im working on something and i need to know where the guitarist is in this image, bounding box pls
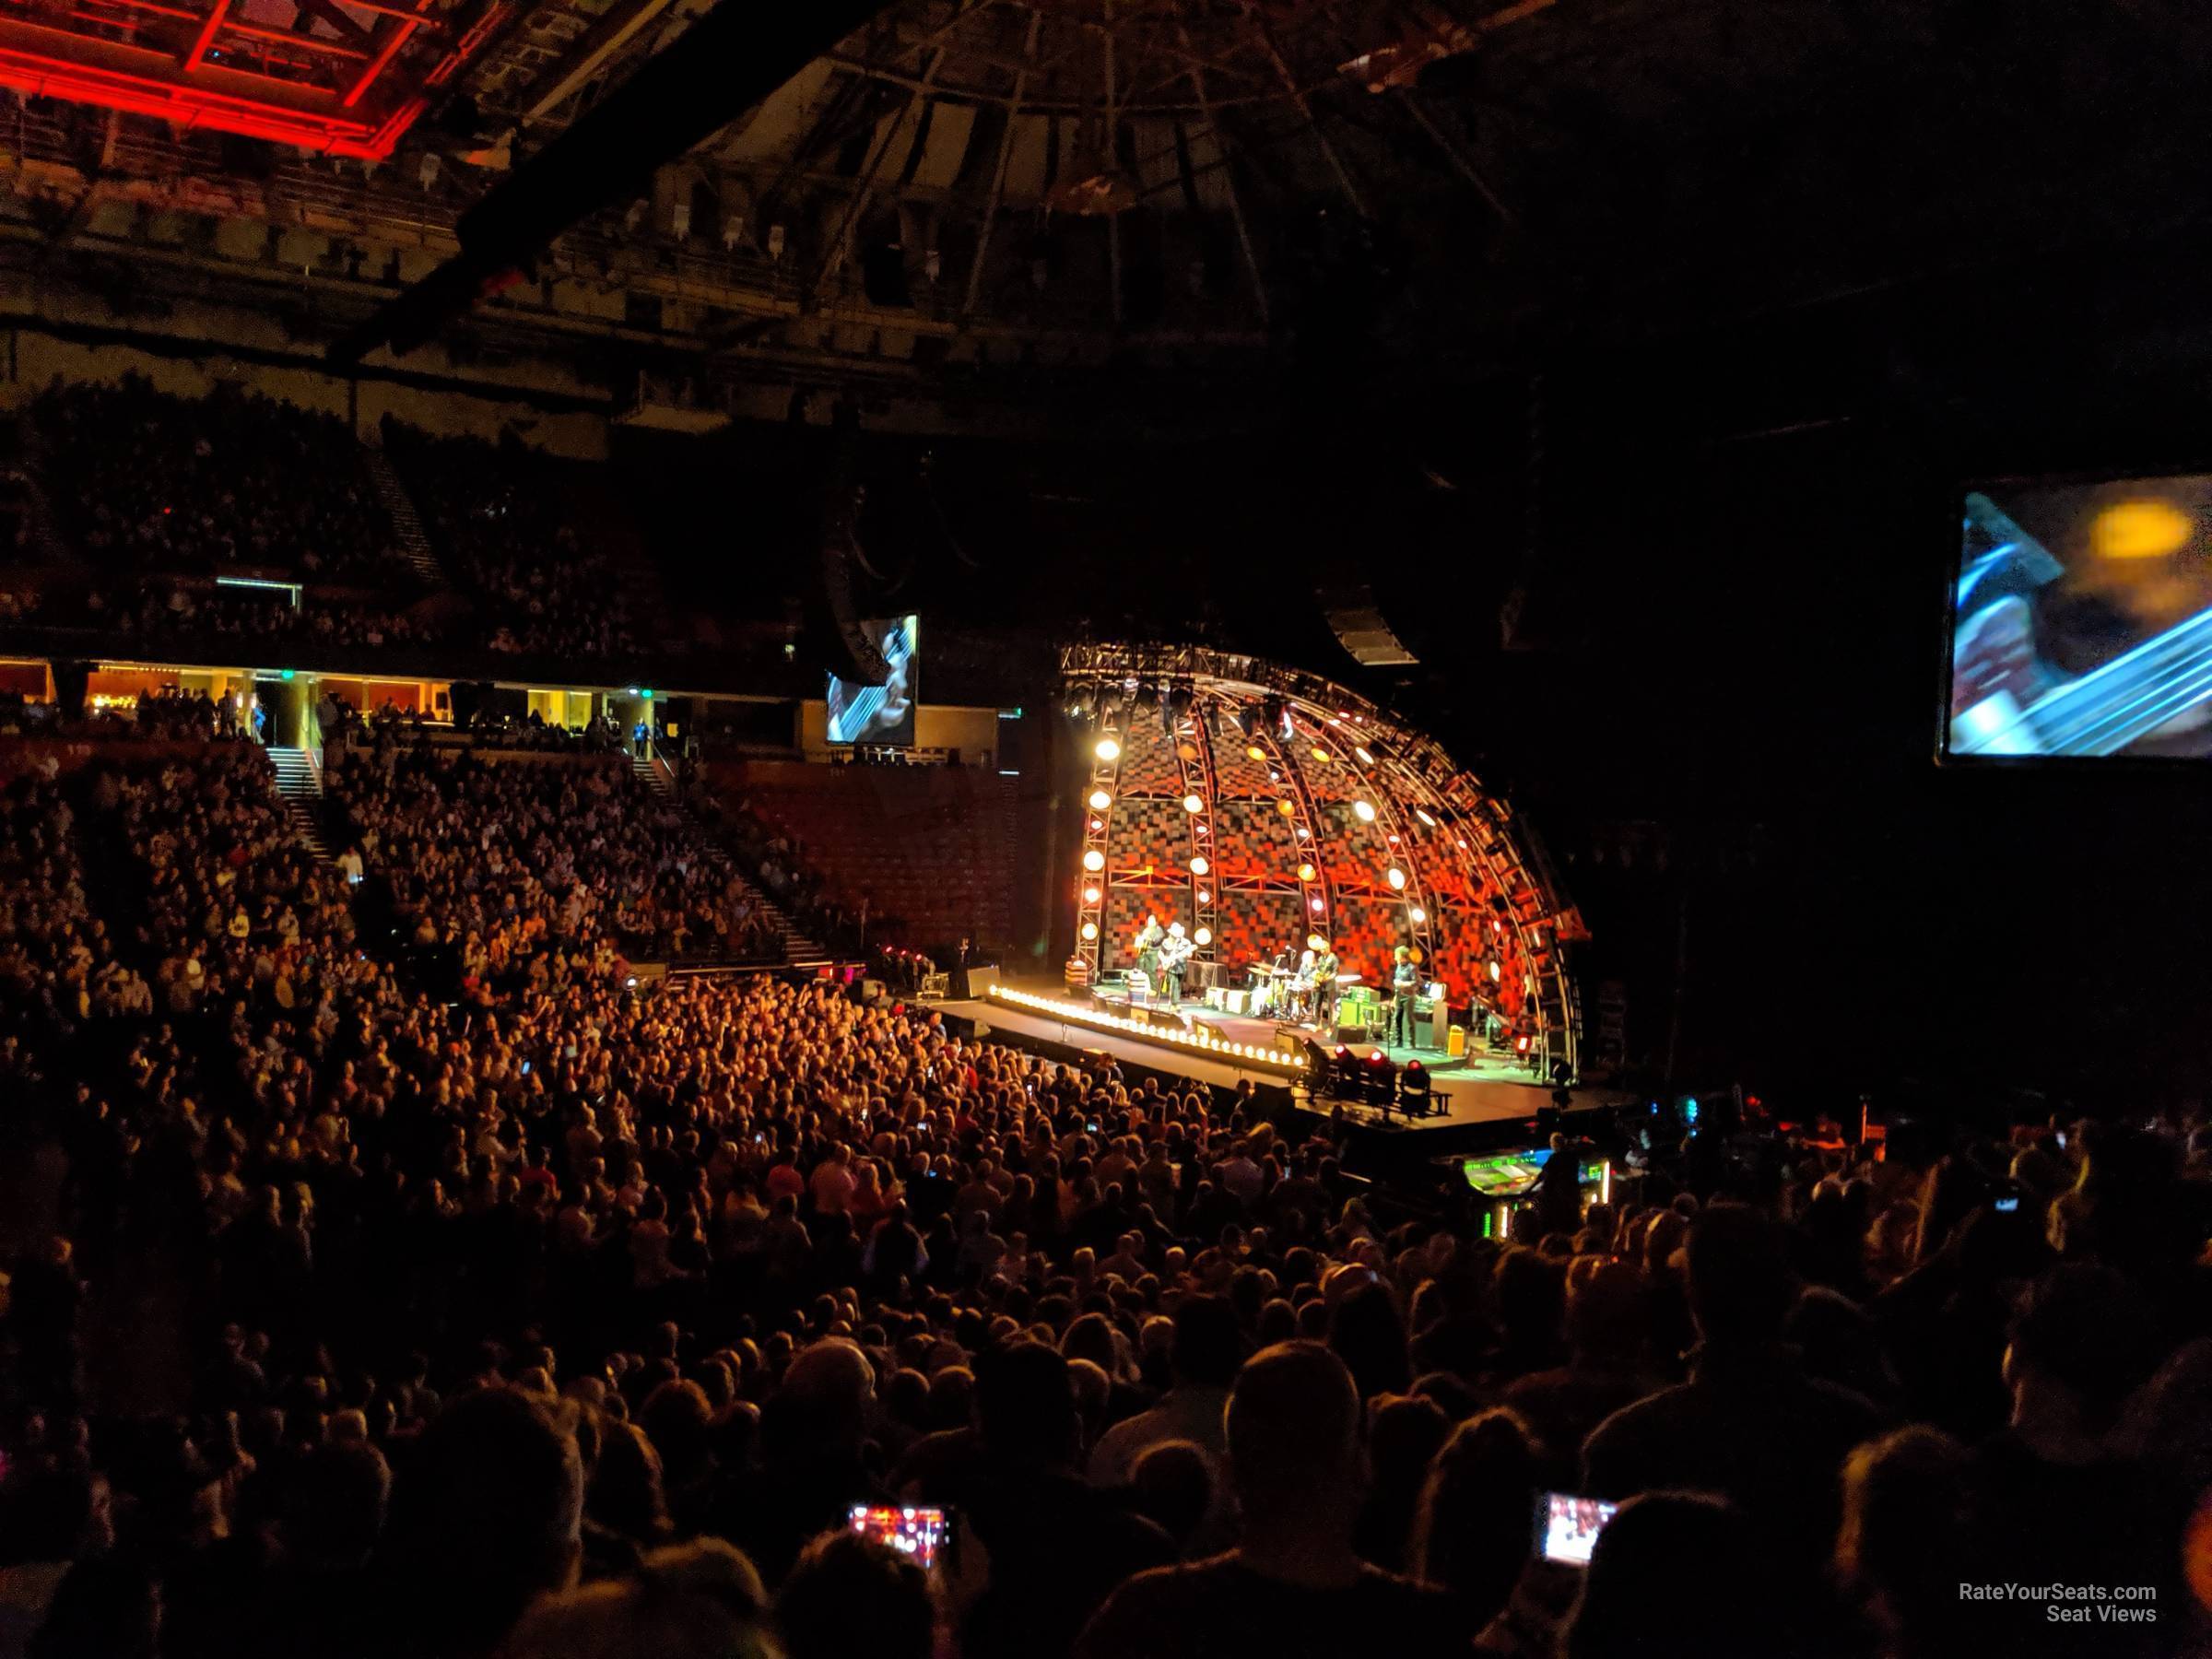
[1312,940,1341,1029]
[1134,914,1165,997]
[1158,923,1194,1006]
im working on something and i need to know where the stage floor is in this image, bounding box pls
[935,984,1630,1135]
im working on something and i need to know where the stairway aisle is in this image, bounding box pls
[359,441,448,589]
[631,755,833,967]
[267,747,332,861]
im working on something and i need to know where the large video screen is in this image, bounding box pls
[826,616,919,746]
[1947,479,2212,759]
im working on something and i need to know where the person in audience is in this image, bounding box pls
[1581,1204,1882,1575]
[1073,1343,1469,1659]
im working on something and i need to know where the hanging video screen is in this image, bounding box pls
[826,616,920,746]
[1947,479,2212,759]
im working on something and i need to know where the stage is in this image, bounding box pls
[935,982,1633,1144]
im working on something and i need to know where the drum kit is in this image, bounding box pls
[1247,961,1367,1024]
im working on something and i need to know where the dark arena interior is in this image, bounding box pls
[4,2,2212,1655]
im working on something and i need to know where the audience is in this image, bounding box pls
[36,376,402,585]
[2,736,2210,1659]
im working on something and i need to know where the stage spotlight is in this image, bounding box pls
[1182,794,1203,813]
[1294,826,1312,841]
[1414,807,1437,828]
[1095,737,1121,761]
[1080,922,1099,940]
[1399,1059,1430,1116]
[1084,850,1106,872]
[1361,1049,1398,1106]
[1297,862,1317,882]
[1353,799,1377,823]
[1246,745,1266,762]
[1194,926,1212,946]
[1190,855,1209,875]
[1489,959,1502,981]
[1386,866,1407,889]
[1083,886,1101,903]
[1409,905,1427,924]
[1088,789,1112,810]
[1310,896,1325,912]
[1196,889,1210,904]
[1278,798,1297,816]
[1353,746,1374,766]
[1311,747,1331,764]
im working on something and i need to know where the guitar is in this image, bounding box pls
[1951,595,2212,757]
[1158,934,1196,976]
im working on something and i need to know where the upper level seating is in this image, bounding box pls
[717,759,1019,950]
[32,375,404,585]
[383,425,644,665]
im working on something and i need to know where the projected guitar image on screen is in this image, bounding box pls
[1947,486,2212,759]
[827,616,920,747]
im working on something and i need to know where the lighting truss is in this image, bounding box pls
[1058,641,1583,1080]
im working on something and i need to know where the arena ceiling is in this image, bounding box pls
[0,0,2201,418]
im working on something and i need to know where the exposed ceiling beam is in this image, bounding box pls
[331,0,895,361]
[516,0,677,127]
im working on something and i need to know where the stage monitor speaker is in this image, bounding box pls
[966,965,1000,998]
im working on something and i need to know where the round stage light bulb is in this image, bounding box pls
[1414,807,1436,828]
[1310,896,1324,912]
[1083,849,1105,872]
[1312,747,1330,763]
[1182,794,1203,813]
[1297,862,1317,882]
[1489,959,1502,982]
[1088,789,1112,810]
[1409,905,1428,924]
[1294,826,1311,841]
[1189,855,1209,875]
[1080,922,1099,941]
[1196,890,1211,904]
[1353,799,1377,823]
[1083,887,1101,904]
[1194,926,1212,946]
[1246,745,1265,761]
[1354,746,1375,766]
[1386,866,1407,889]
[1278,798,1296,816]
[1094,737,1121,761]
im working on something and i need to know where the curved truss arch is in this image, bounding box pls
[1061,640,1584,1080]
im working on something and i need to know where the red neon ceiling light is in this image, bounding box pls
[0,0,493,161]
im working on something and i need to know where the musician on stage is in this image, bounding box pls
[1312,940,1341,1027]
[1134,913,1165,995]
[1159,922,1194,1006]
[1289,947,1318,1022]
[1389,946,1421,1050]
